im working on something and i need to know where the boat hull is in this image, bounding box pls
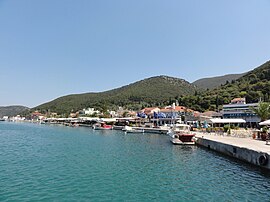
[93,125,113,130]
[125,129,144,133]
[178,134,195,142]
[170,133,196,145]
[171,138,195,145]
[94,127,112,130]
[122,126,144,133]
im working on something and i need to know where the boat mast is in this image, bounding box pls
[172,102,175,126]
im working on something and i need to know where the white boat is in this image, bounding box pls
[168,124,196,145]
[122,126,144,133]
[93,122,113,130]
[159,124,172,131]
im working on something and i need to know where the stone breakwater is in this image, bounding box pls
[195,133,270,170]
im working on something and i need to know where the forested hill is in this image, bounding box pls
[34,76,197,114]
[0,106,29,118]
[213,60,270,103]
[178,60,270,112]
[32,60,270,115]
[192,73,245,90]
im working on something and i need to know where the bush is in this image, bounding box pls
[223,125,230,132]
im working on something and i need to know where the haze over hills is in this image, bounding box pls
[0,106,29,118]
[34,76,197,115]
[192,73,246,90]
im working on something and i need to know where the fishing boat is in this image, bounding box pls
[168,123,196,145]
[93,122,113,130]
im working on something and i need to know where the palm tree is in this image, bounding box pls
[250,102,270,121]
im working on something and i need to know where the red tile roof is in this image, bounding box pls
[31,112,43,116]
[160,106,195,113]
[141,107,160,115]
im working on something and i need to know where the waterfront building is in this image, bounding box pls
[141,107,160,117]
[69,112,79,118]
[160,106,190,119]
[149,106,195,125]
[109,110,117,117]
[10,115,26,122]
[193,111,222,128]
[221,98,260,127]
[200,111,222,119]
[82,108,100,116]
[31,111,45,121]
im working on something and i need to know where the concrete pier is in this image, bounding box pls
[195,133,270,170]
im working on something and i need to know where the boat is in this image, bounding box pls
[93,122,113,130]
[168,124,196,145]
[170,133,196,145]
[122,126,144,133]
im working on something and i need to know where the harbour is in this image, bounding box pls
[40,118,270,170]
[6,116,270,170]
[1,122,270,201]
[1,1,270,201]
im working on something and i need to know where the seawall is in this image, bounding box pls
[195,134,270,170]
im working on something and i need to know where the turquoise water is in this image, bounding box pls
[0,122,270,201]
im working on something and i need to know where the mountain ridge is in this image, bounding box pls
[29,59,270,114]
[34,75,197,114]
[178,60,270,112]
[192,73,245,90]
[0,106,29,118]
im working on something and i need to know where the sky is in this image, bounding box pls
[0,0,270,107]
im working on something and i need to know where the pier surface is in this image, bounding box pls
[195,133,270,154]
[195,133,270,169]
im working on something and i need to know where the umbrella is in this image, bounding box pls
[259,120,270,125]
[203,120,208,128]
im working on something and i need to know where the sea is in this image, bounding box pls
[0,122,270,201]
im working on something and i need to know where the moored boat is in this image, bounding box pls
[168,124,196,145]
[170,133,196,145]
[93,122,113,130]
[122,126,144,133]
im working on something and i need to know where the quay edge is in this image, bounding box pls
[195,135,270,170]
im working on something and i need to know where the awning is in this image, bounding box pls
[79,117,99,121]
[259,120,270,126]
[209,118,246,124]
[100,118,117,122]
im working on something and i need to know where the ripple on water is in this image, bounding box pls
[0,122,270,201]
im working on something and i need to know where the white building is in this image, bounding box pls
[83,108,100,115]
[221,98,260,126]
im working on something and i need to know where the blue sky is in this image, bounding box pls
[0,0,270,107]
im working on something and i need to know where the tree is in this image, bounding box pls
[122,111,129,118]
[250,102,270,121]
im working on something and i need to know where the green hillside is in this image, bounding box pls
[34,76,197,115]
[32,60,270,115]
[211,60,270,103]
[0,106,29,118]
[178,60,270,112]
[192,73,245,90]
